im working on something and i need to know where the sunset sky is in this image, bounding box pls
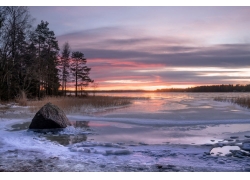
[28,5,250,90]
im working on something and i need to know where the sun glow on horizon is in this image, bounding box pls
[63,66,250,91]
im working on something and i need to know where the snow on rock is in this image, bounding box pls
[241,143,250,151]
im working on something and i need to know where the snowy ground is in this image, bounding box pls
[1,92,250,172]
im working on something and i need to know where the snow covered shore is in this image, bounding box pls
[1,92,250,172]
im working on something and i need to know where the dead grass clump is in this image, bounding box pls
[15,91,27,106]
[27,95,133,113]
[214,96,250,109]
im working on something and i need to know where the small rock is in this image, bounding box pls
[70,148,78,152]
[225,153,232,157]
[104,143,113,147]
[156,164,162,169]
[36,159,43,163]
[170,153,177,156]
[235,154,244,158]
[100,164,106,168]
[162,165,176,169]
[217,160,225,164]
[139,142,148,145]
[84,149,91,153]
[230,136,239,139]
[113,149,131,155]
[245,167,250,172]
[51,156,59,160]
[203,143,213,146]
[226,139,234,142]
[241,143,250,151]
[105,150,113,155]
[217,143,223,147]
[203,152,210,156]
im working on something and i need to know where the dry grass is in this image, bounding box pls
[214,96,250,109]
[15,91,28,106]
[27,95,140,113]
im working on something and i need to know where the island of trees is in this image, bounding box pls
[156,84,250,93]
[0,7,93,101]
[67,84,250,94]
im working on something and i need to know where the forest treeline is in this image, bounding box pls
[156,84,250,92]
[0,7,93,101]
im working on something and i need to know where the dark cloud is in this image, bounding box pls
[78,45,250,68]
[57,28,250,68]
[56,27,250,89]
[57,26,135,45]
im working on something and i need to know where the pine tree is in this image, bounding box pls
[30,20,60,97]
[70,51,92,97]
[59,42,70,96]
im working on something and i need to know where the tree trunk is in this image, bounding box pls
[65,80,67,96]
[75,71,77,97]
[81,85,82,96]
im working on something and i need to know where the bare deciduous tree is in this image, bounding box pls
[0,6,34,100]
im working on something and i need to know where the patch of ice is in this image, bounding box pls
[67,115,250,126]
[58,126,92,135]
[69,140,131,156]
[72,141,123,149]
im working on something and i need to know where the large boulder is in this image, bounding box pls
[29,102,72,130]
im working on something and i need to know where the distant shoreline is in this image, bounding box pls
[64,84,250,93]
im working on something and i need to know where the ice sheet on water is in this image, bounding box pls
[2,93,250,171]
[67,115,250,126]
[1,118,250,171]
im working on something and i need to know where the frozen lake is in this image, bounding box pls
[1,92,250,171]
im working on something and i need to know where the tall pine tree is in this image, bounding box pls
[70,51,92,97]
[59,42,70,96]
[30,20,60,97]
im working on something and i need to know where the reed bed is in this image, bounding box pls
[15,91,28,106]
[27,95,147,114]
[214,96,250,109]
